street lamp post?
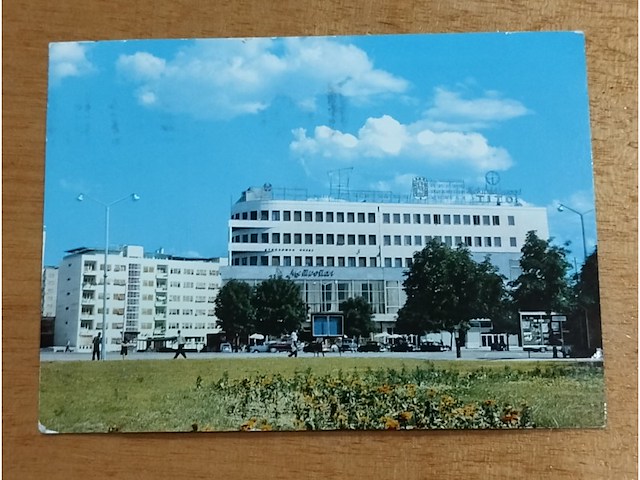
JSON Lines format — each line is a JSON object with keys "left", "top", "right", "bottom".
{"left": 78, "top": 193, "right": 140, "bottom": 360}
{"left": 557, "top": 203, "right": 594, "bottom": 351}
{"left": 557, "top": 203, "right": 593, "bottom": 261}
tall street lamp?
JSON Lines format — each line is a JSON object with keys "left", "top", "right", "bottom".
{"left": 557, "top": 203, "right": 594, "bottom": 350}
{"left": 78, "top": 193, "right": 140, "bottom": 359}
{"left": 557, "top": 203, "right": 594, "bottom": 261}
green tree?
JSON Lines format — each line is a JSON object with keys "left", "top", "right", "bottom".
{"left": 253, "top": 277, "right": 307, "bottom": 337}
{"left": 339, "top": 296, "right": 374, "bottom": 338}
{"left": 475, "top": 257, "right": 518, "bottom": 334}
{"left": 571, "top": 248, "right": 602, "bottom": 352}
{"left": 509, "top": 231, "right": 572, "bottom": 316}
{"left": 214, "top": 280, "right": 256, "bottom": 346}
{"left": 397, "top": 240, "right": 505, "bottom": 357}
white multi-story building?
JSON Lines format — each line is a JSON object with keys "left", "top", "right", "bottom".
{"left": 54, "top": 245, "right": 227, "bottom": 352}
{"left": 224, "top": 182, "right": 549, "bottom": 333}
{"left": 42, "top": 266, "right": 59, "bottom": 318}
{"left": 41, "top": 266, "right": 59, "bottom": 347}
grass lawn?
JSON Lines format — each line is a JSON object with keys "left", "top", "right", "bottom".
{"left": 39, "top": 357, "right": 605, "bottom": 433}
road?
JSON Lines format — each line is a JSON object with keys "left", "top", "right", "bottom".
{"left": 40, "top": 348, "right": 596, "bottom": 363}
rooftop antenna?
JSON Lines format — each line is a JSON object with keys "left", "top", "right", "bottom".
{"left": 328, "top": 167, "right": 353, "bottom": 200}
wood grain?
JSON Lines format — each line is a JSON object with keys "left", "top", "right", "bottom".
{"left": 4, "top": 1, "right": 637, "bottom": 478}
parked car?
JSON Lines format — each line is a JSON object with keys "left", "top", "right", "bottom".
{"left": 357, "top": 341, "right": 383, "bottom": 352}
{"left": 419, "top": 341, "right": 451, "bottom": 352}
{"left": 219, "top": 342, "right": 232, "bottom": 353}
{"left": 249, "top": 343, "right": 270, "bottom": 353}
{"left": 339, "top": 339, "right": 359, "bottom": 352}
{"left": 390, "top": 342, "right": 415, "bottom": 352}
{"left": 265, "top": 340, "right": 293, "bottom": 353}
{"left": 303, "top": 341, "right": 328, "bottom": 354}
{"left": 490, "top": 341, "right": 508, "bottom": 351}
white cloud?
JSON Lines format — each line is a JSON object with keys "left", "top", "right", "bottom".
{"left": 139, "top": 90, "right": 157, "bottom": 106}
{"left": 116, "top": 52, "right": 166, "bottom": 81}
{"left": 415, "top": 130, "right": 512, "bottom": 170}
{"left": 290, "top": 114, "right": 513, "bottom": 172}
{"left": 49, "top": 42, "right": 94, "bottom": 82}
{"left": 358, "top": 116, "right": 409, "bottom": 156}
{"left": 116, "top": 37, "right": 408, "bottom": 119}
{"left": 425, "top": 87, "right": 529, "bottom": 125}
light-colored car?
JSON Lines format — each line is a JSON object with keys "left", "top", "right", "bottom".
{"left": 249, "top": 343, "right": 270, "bottom": 353}
{"left": 219, "top": 342, "right": 232, "bottom": 353}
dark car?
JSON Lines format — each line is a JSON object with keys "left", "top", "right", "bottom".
{"left": 490, "top": 341, "right": 508, "bottom": 351}
{"left": 419, "top": 341, "right": 451, "bottom": 352}
{"left": 339, "top": 340, "right": 359, "bottom": 352}
{"left": 265, "top": 340, "right": 293, "bottom": 353}
{"left": 390, "top": 342, "right": 415, "bottom": 352}
{"left": 303, "top": 341, "right": 328, "bottom": 354}
{"left": 357, "top": 341, "right": 383, "bottom": 352}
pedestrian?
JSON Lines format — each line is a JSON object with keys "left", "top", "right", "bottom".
{"left": 313, "top": 338, "right": 325, "bottom": 357}
{"left": 120, "top": 334, "right": 129, "bottom": 359}
{"left": 91, "top": 332, "right": 101, "bottom": 361}
{"left": 173, "top": 330, "right": 187, "bottom": 359}
{"left": 288, "top": 330, "right": 298, "bottom": 358}
{"left": 65, "top": 340, "right": 71, "bottom": 353}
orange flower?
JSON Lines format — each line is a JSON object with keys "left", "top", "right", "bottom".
{"left": 384, "top": 417, "right": 400, "bottom": 430}
{"left": 399, "top": 411, "right": 413, "bottom": 422}
{"left": 240, "top": 418, "right": 257, "bottom": 431}
{"left": 377, "top": 384, "right": 393, "bottom": 394}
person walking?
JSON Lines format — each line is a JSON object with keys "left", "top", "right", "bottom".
{"left": 91, "top": 332, "right": 101, "bottom": 361}
{"left": 288, "top": 330, "right": 298, "bottom": 358}
{"left": 120, "top": 333, "right": 129, "bottom": 359}
{"left": 173, "top": 330, "right": 187, "bottom": 359}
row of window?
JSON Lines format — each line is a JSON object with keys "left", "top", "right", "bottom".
{"left": 82, "top": 279, "right": 220, "bottom": 290}
{"left": 232, "top": 209, "right": 517, "bottom": 227}
{"left": 167, "top": 310, "right": 214, "bottom": 317}
{"left": 383, "top": 213, "right": 514, "bottom": 226}
{"left": 81, "top": 293, "right": 216, "bottom": 303}
{"left": 87, "top": 309, "right": 217, "bottom": 320}
{"left": 383, "top": 235, "right": 516, "bottom": 248}
{"left": 232, "top": 255, "right": 380, "bottom": 267}
{"left": 230, "top": 254, "right": 456, "bottom": 269}
{"left": 232, "top": 232, "right": 378, "bottom": 246}
{"left": 232, "top": 234, "right": 518, "bottom": 268}
{"left": 232, "top": 232, "right": 518, "bottom": 248}
{"left": 233, "top": 210, "right": 377, "bottom": 223}
{"left": 82, "top": 263, "right": 221, "bottom": 275}
{"left": 167, "top": 322, "right": 215, "bottom": 331}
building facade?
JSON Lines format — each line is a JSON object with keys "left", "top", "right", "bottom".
{"left": 42, "top": 266, "right": 59, "bottom": 317}
{"left": 54, "top": 246, "right": 227, "bottom": 352}
{"left": 41, "top": 266, "right": 58, "bottom": 347}
{"left": 224, "top": 183, "right": 549, "bottom": 333}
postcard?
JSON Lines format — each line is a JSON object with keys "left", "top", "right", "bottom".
{"left": 39, "top": 32, "right": 604, "bottom": 433}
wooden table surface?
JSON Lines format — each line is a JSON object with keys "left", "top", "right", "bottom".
{"left": 4, "top": 1, "right": 637, "bottom": 478}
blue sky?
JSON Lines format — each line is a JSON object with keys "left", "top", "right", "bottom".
{"left": 43, "top": 32, "right": 597, "bottom": 268}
